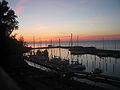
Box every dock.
[24,55,120,88]
[32,46,120,58]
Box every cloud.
[15,0,28,14]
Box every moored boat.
[69,62,86,71]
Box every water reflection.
[28,48,120,78]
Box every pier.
[32,46,120,58]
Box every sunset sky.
[7,0,120,41]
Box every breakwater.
[32,46,120,58]
[69,46,120,58]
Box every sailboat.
[50,38,69,66]
[69,61,86,71]
[69,34,85,55]
[91,68,102,74]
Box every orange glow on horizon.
[19,34,120,42]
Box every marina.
[1,0,120,90]
[24,49,120,89]
[24,34,120,90]
[33,46,120,58]
[26,39,120,78]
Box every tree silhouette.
[0,0,18,37]
[0,0,29,67]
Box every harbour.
[26,39,120,78]
[1,0,120,90]
[24,48,120,90]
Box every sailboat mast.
[59,38,61,47]
[39,37,42,47]
[33,35,35,55]
[51,40,52,46]
[50,39,53,58]
[59,38,61,58]
[103,37,104,50]
[115,40,116,50]
[71,33,73,47]
[77,35,79,46]
[33,35,35,48]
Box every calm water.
[48,48,120,78]
[27,39,120,50]
[27,40,120,78]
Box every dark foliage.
[0,0,30,68]
[0,0,18,37]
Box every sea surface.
[27,39,120,50]
[26,39,120,78]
